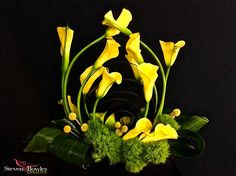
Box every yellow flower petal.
[136,63,159,102]
[96,69,122,98]
[123,118,152,140]
[126,33,144,64]
[80,66,105,94]
[57,26,74,72]
[160,40,185,67]
[102,8,132,37]
[125,55,139,79]
[141,123,178,143]
[123,128,139,140]
[94,38,120,69]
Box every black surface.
[1,0,236,176]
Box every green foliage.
[122,138,147,173]
[24,127,63,152]
[169,129,205,157]
[143,140,170,164]
[85,119,123,164]
[180,115,209,132]
[48,134,90,167]
[159,114,180,130]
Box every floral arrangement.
[24,8,209,173]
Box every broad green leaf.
[180,116,209,132]
[159,114,180,130]
[24,127,63,152]
[48,134,90,167]
[169,129,205,157]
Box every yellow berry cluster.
[115,116,131,137]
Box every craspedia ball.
[63,125,71,133]
[68,112,77,121]
[172,108,181,117]
[81,123,89,132]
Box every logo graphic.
[4,158,47,174]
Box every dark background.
[1,0,236,175]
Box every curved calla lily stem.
[92,98,100,119]
[143,102,150,118]
[62,34,106,117]
[76,68,96,123]
[140,41,167,122]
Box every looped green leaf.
[180,115,209,132]
[24,127,63,153]
[48,134,91,168]
[169,129,205,157]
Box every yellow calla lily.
[159,40,185,67]
[123,118,152,140]
[141,123,178,143]
[126,33,144,64]
[94,38,120,69]
[102,8,132,37]
[136,63,159,102]
[57,26,74,72]
[80,65,105,95]
[125,55,140,79]
[96,69,122,98]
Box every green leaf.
[105,113,116,128]
[180,116,209,132]
[92,112,107,122]
[48,134,91,167]
[51,118,79,133]
[159,114,180,130]
[169,129,205,157]
[24,127,63,152]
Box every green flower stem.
[62,34,105,116]
[153,85,158,113]
[154,67,170,126]
[76,68,96,124]
[92,98,100,119]
[143,101,150,118]
[140,41,166,122]
[83,96,90,118]
[61,73,70,115]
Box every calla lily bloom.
[135,63,159,102]
[125,55,140,79]
[123,117,178,142]
[57,26,74,72]
[126,33,144,64]
[94,38,120,69]
[123,118,152,140]
[80,65,105,95]
[96,69,122,98]
[159,40,185,67]
[102,8,132,37]
[141,124,178,143]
